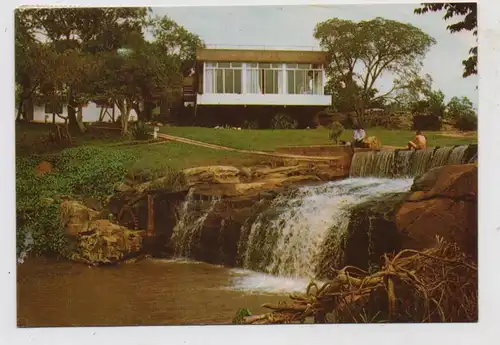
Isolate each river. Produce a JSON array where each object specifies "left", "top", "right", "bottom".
[{"left": 17, "top": 257, "right": 293, "bottom": 327}]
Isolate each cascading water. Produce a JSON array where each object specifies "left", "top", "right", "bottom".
[
  {"left": 237, "top": 178, "right": 413, "bottom": 280},
  {"left": 350, "top": 145, "right": 472, "bottom": 178},
  {"left": 447, "top": 145, "right": 468, "bottom": 165},
  {"left": 170, "top": 189, "right": 221, "bottom": 258}
]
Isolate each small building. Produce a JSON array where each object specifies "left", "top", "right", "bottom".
[
  {"left": 183, "top": 47, "right": 332, "bottom": 128},
  {"left": 23, "top": 99, "right": 139, "bottom": 124}
]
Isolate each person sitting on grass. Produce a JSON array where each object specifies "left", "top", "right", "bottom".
[
  {"left": 408, "top": 130, "right": 427, "bottom": 150},
  {"left": 351, "top": 125, "right": 366, "bottom": 148}
]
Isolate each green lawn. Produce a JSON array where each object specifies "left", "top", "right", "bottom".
[
  {"left": 119, "top": 141, "right": 261, "bottom": 173},
  {"left": 159, "top": 126, "right": 478, "bottom": 151}
]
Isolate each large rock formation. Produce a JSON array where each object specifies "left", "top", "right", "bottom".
[
  {"left": 60, "top": 200, "right": 145, "bottom": 265},
  {"left": 396, "top": 164, "right": 477, "bottom": 259}
]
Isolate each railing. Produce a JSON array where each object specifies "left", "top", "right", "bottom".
[{"left": 204, "top": 44, "right": 323, "bottom": 51}]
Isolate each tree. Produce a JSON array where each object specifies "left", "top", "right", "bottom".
[
  {"left": 17, "top": 7, "right": 149, "bottom": 133},
  {"left": 94, "top": 15, "right": 203, "bottom": 134},
  {"left": 314, "top": 17, "right": 436, "bottom": 126},
  {"left": 446, "top": 96, "right": 476, "bottom": 120},
  {"left": 414, "top": 3, "right": 477, "bottom": 77}
]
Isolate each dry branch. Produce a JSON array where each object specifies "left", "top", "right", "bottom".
[{"left": 237, "top": 237, "right": 477, "bottom": 324}]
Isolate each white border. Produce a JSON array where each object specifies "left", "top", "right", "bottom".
[{"left": 2, "top": 1, "right": 499, "bottom": 345}]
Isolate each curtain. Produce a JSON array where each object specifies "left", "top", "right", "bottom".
[
  {"left": 246, "top": 69, "right": 261, "bottom": 94},
  {"left": 205, "top": 69, "right": 214, "bottom": 93},
  {"left": 277, "top": 70, "right": 283, "bottom": 94}
]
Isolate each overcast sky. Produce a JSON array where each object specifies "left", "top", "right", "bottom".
[{"left": 153, "top": 4, "right": 478, "bottom": 108}]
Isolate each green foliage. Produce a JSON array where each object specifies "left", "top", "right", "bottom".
[
  {"left": 446, "top": 96, "right": 476, "bottom": 120},
  {"left": 455, "top": 112, "right": 477, "bottom": 131},
  {"left": 271, "top": 113, "right": 298, "bottom": 129},
  {"left": 411, "top": 89, "right": 446, "bottom": 117},
  {"left": 314, "top": 17, "right": 436, "bottom": 126},
  {"left": 329, "top": 121, "right": 345, "bottom": 144},
  {"left": 415, "top": 3, "right": 477, "bottom": 77},
  {"left": 16, "top": 146, "right": 135, "bottom": 256},
  {"left": 232, "top": 308, "right": 252, "bottom": 324}
]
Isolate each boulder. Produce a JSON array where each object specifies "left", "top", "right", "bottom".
[
  {"left": 70, "top": 219, "right": 145, "bottom": 265},
  {"left": 59, "top": 200, "right": 144, "bottom": 265},
  {"left": 59, "top": 200, "right": 101, "bottom": 237},
  {"left": 396, "top": 164, "right": 477, "bottom": 259}
]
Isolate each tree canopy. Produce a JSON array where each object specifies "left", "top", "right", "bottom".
[
  {"left": 414, "top": 3, "right": 477, "bottom": 77},
  {"left": 15, "top": 8, "right": 203, "bottom": 134},
  {"left": 314, "top": 17, "right": 436, "bottom": 125}
]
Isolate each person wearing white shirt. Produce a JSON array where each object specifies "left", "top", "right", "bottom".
[{"left": 352, "top": 126, "right": 366, "bottom": 148}]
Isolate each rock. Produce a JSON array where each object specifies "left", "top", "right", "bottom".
[
  {"left": 83, "top": 196, "right": 103, "bottom": 211},
  {"left": 114, "top": 182, "right": 132, "bottom": 193},
  {"left": 182, "top": 166, "right": 241, "bottom": 185},
  {"left": 70, "top": 219, "right": 145, "bottom": 265},
  {"left": 34, "top": 161, "right": 53, "bottom": 176},
  {"left": 60, "top": 200, "right": 145, "bottom": 265},
  {"left": 363, "top": 136, "right": 382, "bottom": 149},
  {"left": 59, "top": 200, "right": 101, "bottom": 237},
  {"left": 396, "top": 164, "right": 477, "bottom": 259}
]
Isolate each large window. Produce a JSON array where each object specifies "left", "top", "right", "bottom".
[
  {"left": 205, "top": 62, "right": 242, "bottom": 94},
  {"left": 286, "top": 64, "right": 323, "bottom": 95},
  {"left": 246, "top": 63, "right": 283, "bottom": 94}
]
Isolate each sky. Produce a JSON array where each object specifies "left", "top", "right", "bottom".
[{"left": 153, "top": 4, "right": 478, "bottom": 108}]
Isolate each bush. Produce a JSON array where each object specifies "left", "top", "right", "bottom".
[
  {"left": 270, "top": 113, "right": 298, "bottom": 129},
  {"left": 329, "top": 121, "right": 345, "bottom": 144},
  {"left": 455, "top": 113, "right": 478, "bottom": 131},
  {"left": 16, "top": 146, "right": 135, "bottom": 257},
  {"left": 243, "top": 119, "right": 259, "bottom": 130}
]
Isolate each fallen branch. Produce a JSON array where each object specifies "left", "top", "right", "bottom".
[{"left": 236, "top": 237, "right": 477, "bottom": 324}]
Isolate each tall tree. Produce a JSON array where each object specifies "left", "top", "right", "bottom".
[
  {"left": 414, "top": 3, "right": 477, "bottom": 77},
  {"left": 17, "top": 7, "right": 149, "bottom": 133},
  {"left": 94, "top": 15, "right": 204, "bottom": 133},
  {"left": 314, "top": 17, "right": 436, "bottom": 126}
]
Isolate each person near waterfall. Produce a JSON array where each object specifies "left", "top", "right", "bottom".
[
  {"left": 408, "top": 130, "right": 427, "bottom": 150},
  {"left": 351, "top": 126, "right": 366, "bottom": 148}
]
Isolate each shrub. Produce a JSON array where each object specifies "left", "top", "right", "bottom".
[
  {"left": 16, "top": 146, "right": 135, "bottom": 257},
  {"left": 243, "top": 119, "right": 259, "bottom": 130},
  {"left": 329, "top": 121, "right": 345, "bottom": 144},
  {"left": 455, "top": 113, "right": 478, "bottom": 131},
  {"left": 270, "top": 113, "right": 298, "bottom": 129}
]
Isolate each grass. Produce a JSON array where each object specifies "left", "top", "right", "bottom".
[{"left": 159, "top": 126, "right": 477, "bottom": 151}]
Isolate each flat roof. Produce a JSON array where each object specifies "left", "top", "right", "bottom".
[{"left": 196, "top": 48, "right": 328, "bottom": 64}]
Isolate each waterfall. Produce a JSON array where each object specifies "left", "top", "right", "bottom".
[
  {"left": 350, "top": 145, "right": 472, "bottom": 178},
  {"left": 237, "top": 178, "right": 413, "bottom": 279},
  {"left": 170, "top": 189, "right": 221, "bottom": 257},
  {"left": 447, "top": 145, "right": 468, "bottom": 165}
]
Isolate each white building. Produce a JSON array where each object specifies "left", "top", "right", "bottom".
[
  {"left": 29, "top": 101, "right": 139, "bottom": 124},
  {"left": 190, "top": 47, "right": 331, "bottom": 106}
]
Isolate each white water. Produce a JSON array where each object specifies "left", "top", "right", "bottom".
[
  {"left": 170, "top": 189, "right": 221, "bottom": 257},
  {"left": 239, "top": 178, "right": 413, "bottom": 282}
]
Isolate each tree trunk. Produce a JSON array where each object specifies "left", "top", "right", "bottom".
[
  {"left": 67, "top": 87, "right": 86, "bottom": 134},
  {"left": 16, "top": 98, "right": 24, "bottom": 121}
]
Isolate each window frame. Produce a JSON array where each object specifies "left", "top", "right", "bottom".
[{"left": 204, "top": 62, "right": 243, "bottom": 94}]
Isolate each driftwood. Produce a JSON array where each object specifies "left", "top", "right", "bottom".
[{"left": 238, "top": 237, "right": 477, "bottom": 324}]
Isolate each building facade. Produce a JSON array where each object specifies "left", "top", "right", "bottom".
[{"left": 183, "top": 48, "right": 332, "bottom": 127}]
